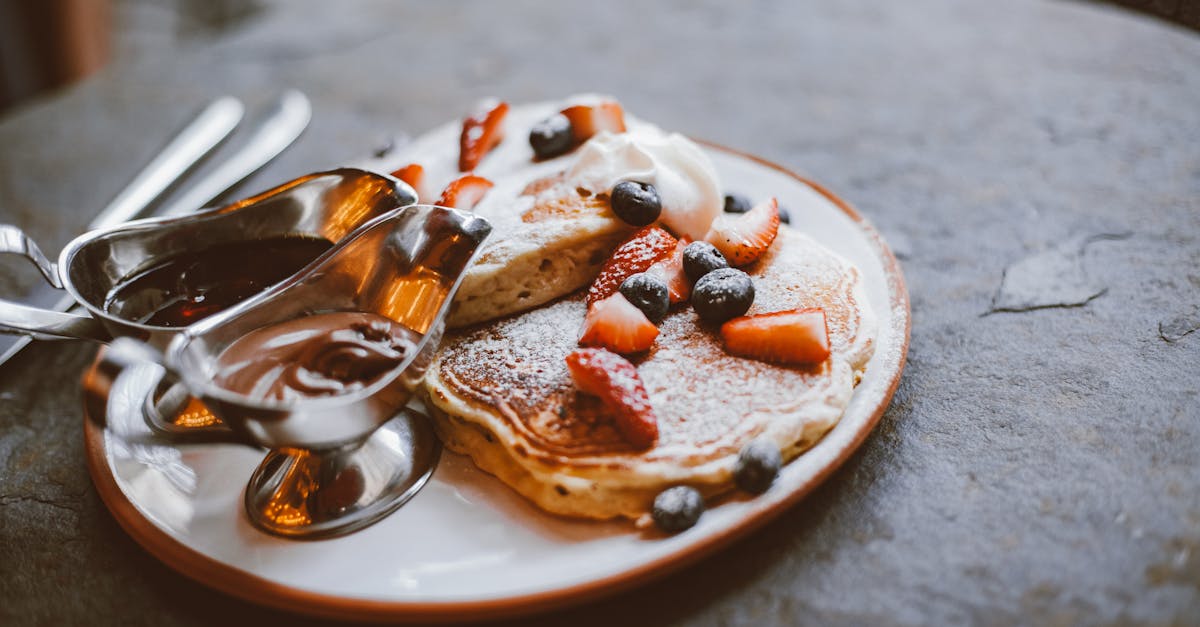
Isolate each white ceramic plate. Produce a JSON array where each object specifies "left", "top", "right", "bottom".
[{"left": 83, "top": 143, "right": 909, "bottom": 622}]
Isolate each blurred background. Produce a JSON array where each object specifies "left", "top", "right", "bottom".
[
  {"left": 1, "top": 0, "right": 1198, "bottom": 114},
  {"left": 0, "top": 0, "right": 254, "bottom": 112}
]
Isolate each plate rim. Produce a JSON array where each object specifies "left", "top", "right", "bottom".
[{"left": 81, "top": 142, "right": 911, "bottom": 623}]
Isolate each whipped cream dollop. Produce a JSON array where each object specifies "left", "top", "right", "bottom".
[{"left": 564, "top": 127, "right": 722, "bottom": 240}]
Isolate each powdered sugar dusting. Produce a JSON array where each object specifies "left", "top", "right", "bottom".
[
  {"left": 748, "top": 228, "right": 875, "bottom": 372},
  {"left": 433, "top": 228, "right": 874, "bottom": 468}
]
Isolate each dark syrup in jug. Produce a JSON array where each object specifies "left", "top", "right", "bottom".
[{"left": 104, "top": 235, "right": 333, "bottom": 327}]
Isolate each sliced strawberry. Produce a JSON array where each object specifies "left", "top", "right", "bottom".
[
  {"left": 561, "top": 97, "right": 626, "bottom": 142},
  {"left": 720, "top": 308, "right": 831, "bottom": 365},
  {"left": 459, "top": 99, "right": 509, "bottom": 171},
  {"left": 646, "top": 238, "right": 691, "bottom": 304},
  {"left": 436, "top": 174, "right": 494, "bottom": 210},
  {"left": 390, "top": 163, "right": 428, "bottom": 201},
  {"left": 579, "top": 292, "right": 659, "bottom": 354},
  {"left": 587, "top": 226, "right": 677, "bottom": 307},
  {"left": 704, "top": 197, "right": 780, "bottom": 267},
  {"left": 565, "top": 347, "right": 658, "bottom": 448}
]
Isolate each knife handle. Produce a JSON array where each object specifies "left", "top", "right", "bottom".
[
  {"left": 159, "top": 90, "right": 311, "bottom": 217},
  {"left": 0, "top": 299, "right": 109, "bottom": 342},
  {"left": 88, "top": 97, "right": 244, "bottom": 229}
]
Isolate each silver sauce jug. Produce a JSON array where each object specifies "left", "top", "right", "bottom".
[{"left": 91, "top": 204, "right": 491, "bottom": 538}]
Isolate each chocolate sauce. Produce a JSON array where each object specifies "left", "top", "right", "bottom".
[
  {"left": 104, "top": 236, "right": 333, "bottom": 327},
  {"left": 212, "top": 312, "right": 419, "bottom": 402}
]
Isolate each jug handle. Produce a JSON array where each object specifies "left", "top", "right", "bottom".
[
  {"left": 0, "top": 225, "right": 62, "bottom": 288},
  {"left": 90, "top": 338, "right": 252, "bottom": 446},
  {"left": 0, "top": 225, "right": 110, "bottom": 342},
  {"left": 141, "top": 376, "right": 250, "bottom": 444},
  {"left": 0, "top": 299, "right": 110, "bottom": 342}
]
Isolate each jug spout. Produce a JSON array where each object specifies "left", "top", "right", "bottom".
[
  {"left": 417, "top": 205, "right": 493, "bottom": 285},
  {"left": 175, "top": 204, "right": 492, "bottom": 358},
  {"left": 367, "top": 205, "right": 493, "bottom": 334}
]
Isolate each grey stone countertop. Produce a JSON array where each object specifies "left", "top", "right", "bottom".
[{"left": 0, "top": 0, "right": 1197, "bottom": 624}]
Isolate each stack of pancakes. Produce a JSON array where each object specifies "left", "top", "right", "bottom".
[{"left": 401, "top": 101, "right": 876, "bottom": 521}]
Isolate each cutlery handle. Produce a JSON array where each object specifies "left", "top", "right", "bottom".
[
  {"left": 88, "top": 97, "right": 244, "bottom": 228},
  {"left": 0, "top": 299, "right": 109, "bottom": 342},
  {"left": 159, "top": 90, "right": 312, "bottom": 217}
]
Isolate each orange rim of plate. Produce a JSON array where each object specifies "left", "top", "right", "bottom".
[{"left": 81, "top": 142, "right": 912, "bottom": 624}]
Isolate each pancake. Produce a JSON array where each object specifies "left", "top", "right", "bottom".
[
  {"left": 423, "top": 228, "right": 876, "bottom": 520},
  {"left": 391, "top": 101, "right": 624, "bottom": 328},
  {"left": 390, "top": 99, "right": 719, "bottom": 329}
]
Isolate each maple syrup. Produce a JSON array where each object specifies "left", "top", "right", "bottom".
[{"left": 103, "top": 235, "right": 333, "bottom": 327}]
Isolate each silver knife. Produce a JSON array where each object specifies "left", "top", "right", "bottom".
[
  {"left": 0, "top": 91, "right": 311, "bottom": 367},
  {"left": 158, "top": 90, "right": 311, "bottom": 217},
  {"left": 87, "top": 97, "right": 244, "bottom": 228}
]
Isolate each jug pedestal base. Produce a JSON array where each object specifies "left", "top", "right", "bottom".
[
  {"left": 242, "top": 412, "right": 441, "bottom": 539},
  {"left": 87, "top": 357, "right": 441, "bottom": 540}
]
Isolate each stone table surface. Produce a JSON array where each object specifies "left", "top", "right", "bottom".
[{"left": 1, "top": 0, "right": 1198, "bottom": 624}]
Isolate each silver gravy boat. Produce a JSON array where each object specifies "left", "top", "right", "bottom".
[
  {"left": 0, "top": 167, "right": 416, "bottom": 349},
  {"left": 91, "top": 204, "right": 491, "bottom": 538}
]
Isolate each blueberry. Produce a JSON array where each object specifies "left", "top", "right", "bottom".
[
  {"left": 734, "top": 438, "right": 782, "bottom": 494},
  {"left": 723, "top": 193, "right": 752, "bottom": 214},
  {"left": 652, "top": 486, "right": 704, "bottom": 532},
  {"left": 778, "top": 205, "right": 791, "bottom": 224},
  {"left": 619, "top": 273, "right": 669, "bottom": 323},
  {"left": 682, "top": 241, "right": 728, "bottom": 283},
  {"left": 529, "top": 114, "right": 573, "bottom": 159},
  {"left": 691, "top": 268, "right": 754, "bottom": 323},
  {"left": 610, "top": 181, "right": 662, "bottom": 227}
]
